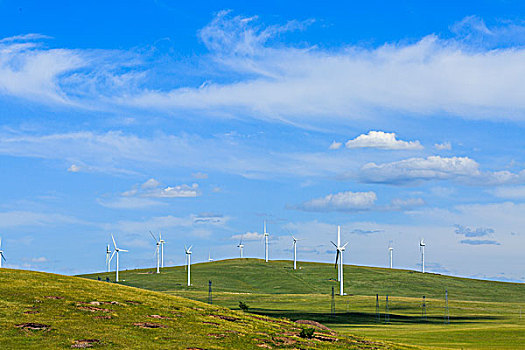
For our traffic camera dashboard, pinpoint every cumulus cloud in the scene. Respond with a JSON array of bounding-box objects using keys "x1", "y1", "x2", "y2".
[
  {"x1": 434, "y1": 142, "x2": 452, "y2": 150},
  {"x1": 359, "y1": 156, "x2": 525, "y2": 185},
  {"x1": 345, "y1": 131, "x2": 423, "y2": 150},
  {"x1": 192, "y1": 172, "x2": 208, "y2": 179},
  {"x1": 296, "y1": 191, "x2": 377, "y2": 212}
]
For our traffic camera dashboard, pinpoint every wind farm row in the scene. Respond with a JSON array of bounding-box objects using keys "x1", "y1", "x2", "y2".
[{"x1": 102, "y1": 221, "x2": 430, "y2": 296}]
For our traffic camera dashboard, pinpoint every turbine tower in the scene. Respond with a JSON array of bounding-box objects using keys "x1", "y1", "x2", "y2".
[
  {"x1": 159, "y1": 232, "x2": 165, "y2": 268},
  {"x1": 110, "y1": 234, "x2": 128, "y2": 282},
  {"x1": 105, "y1": 244, "x2": 112, "y2": 272},
  {"x1": 0, "y1": 238, "x2": 6, "y2": 268},
  {"x1": 264, "y1": 221, "x2": 269, "y2": 262},
  {"x1": 420, "y1": 238, "x2": 426, "y2": 273},
  {"x1": 237, "y1": 236, "x2": 244, "y2": 258},
  {"x1": 150, "y1": 231, "x2": 160, "y2": 274},
  {"x1": 208, "y1": 250, "x2": 213, "y2": 262},
  {"x1": 388, "y1": 241, "x2": 393, "y2": 269},
  {"x1": 331, "y1": 226, "x2": 349, "y2": 296},
  {"x1": 185, "y1": 245, "x2": 192, "y2": 286}
]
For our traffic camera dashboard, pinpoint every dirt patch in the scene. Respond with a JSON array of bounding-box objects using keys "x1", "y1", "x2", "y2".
[
  {"x1": 202, "y1": 321, "x2": 219, "y2": 326},
  {"x1": 272, "y1": 336, "x2": 297, "y2": 345},
  {"x1": 125, "y1": 300, "x2": 142, "y2": 305},
  {"x1": 186, "y1": 348, "x2": 205, "y2": 350},
  {"x1": 77, "y1": 306, "x2": 111, "y2": 312},
  {"x1": 256, "y1": 344, "x2": 272, "y2": 349},
  {"x1": 133, "y1": 322, "x2": 168, "y2": 329},
  {"x1": 314, "y1": 334, "x2": 338, "y2": 342},
  {"x1": 295, "y1": 320, "x2": 334, "y2": 333},
  {"x1": 71, "y1": 339, "x2": 100, "y2": 348},
  {"x1": 148, "y1": 314, "x2": 171, "y2": 320},
  {"x1": 15, "y1": 323, "x2": 50, "y2": 330},
  {"x1": 44, "y1": 296, "x2": 64, "y2": 299},
  {"x1": 93, "y1": 315, "x2": 112, "y2": 319},
  {"x1": 210, "y1": 314, "x2": 238, "y2": 322},
  {"x1": 248, "y1": 314, "x2": 289, "y2": 325},
  {"x1": 207, "y1": 333, "x2": 226, "y2": 338}
]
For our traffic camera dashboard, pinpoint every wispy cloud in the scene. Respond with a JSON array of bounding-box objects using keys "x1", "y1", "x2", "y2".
[
  {"x1": 295, "y1": 191, "x2": 377, "y2": 212},
  {"x1": 460, "y1": 239, "x2": 500, "y2": 245},
  {"x1": 1, "y1": 14, "x2": 525, "y2": 125},
  {"x1": 231, "y1": 231, "x2": 264, "y2": 241},
  {"x1": 454, "y1": 224, "x2": 494, "y2": 237}
]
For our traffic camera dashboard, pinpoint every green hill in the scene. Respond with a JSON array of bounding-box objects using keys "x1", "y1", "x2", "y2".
[
  {"x1": 80, "y1": 259, "x2": 525, "y2": 349},
  {"x1": 81, "y1": 259, "x2": 525, "y2": 303},
  {"x1": 0, "y1": 268, "x2": 401, "y2": 349}
]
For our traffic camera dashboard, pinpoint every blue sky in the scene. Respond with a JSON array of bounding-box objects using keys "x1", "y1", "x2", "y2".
[{"x1": 1, "y1": 1, "x2": 525, "y2": 281}]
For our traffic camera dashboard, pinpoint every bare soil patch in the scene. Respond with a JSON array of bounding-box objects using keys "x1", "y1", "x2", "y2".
[
  {"x1": 77, "y1": 306, "x2": 111, "y2": 312},
  {"x1": 133, "y1": 322, "x2": 168, "y2": 329},
  {"x1": 148, "y1": 314, "x2": 171, "y2": 320},
  {"x1": 210, "y1": 314, "x2": 238, "y2": 322},
  {"x1": 71, "y1": 339, "x2": 100, "y2": 348},
  {"x1": 15, "y1": 322, "x2": 50, "y2": 330},
  {"x1": 44, "y1": 296, "x2": 64, "y2": 299}
]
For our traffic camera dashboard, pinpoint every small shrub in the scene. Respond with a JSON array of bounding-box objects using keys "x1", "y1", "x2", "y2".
[
  {"x1": 238, "y1": 301, "x2": 249, "y2": 312},
  {"x1": 299, "y1": 327, "x2": 315, "y2": 339}
]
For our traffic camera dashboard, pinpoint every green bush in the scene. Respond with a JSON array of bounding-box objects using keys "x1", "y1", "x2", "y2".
[
  {"x1": 239, "y1": 301, "x2": 249, "y2": 311},
  {"x1": 299, "y1": 327, "x2": 315, "y2": 338}
]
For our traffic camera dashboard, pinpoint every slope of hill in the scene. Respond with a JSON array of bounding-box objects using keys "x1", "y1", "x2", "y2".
[
  {"x1": 80, "y1": 259, "x2": 525, "y2": 349},
  {"x1": 0, "y1": 268, "x2": 402, "y2": 349},
  {"x1": 81, "y1": 259, "x2": 525, "y2": 303}
]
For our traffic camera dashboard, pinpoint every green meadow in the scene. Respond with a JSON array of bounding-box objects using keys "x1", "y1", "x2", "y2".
[
  {"x1": 0, "y1": 267, "x2": 401, "y2": 349},
  {"x1": 81, "y1": 259, "x2": 525, "y2": 349}
]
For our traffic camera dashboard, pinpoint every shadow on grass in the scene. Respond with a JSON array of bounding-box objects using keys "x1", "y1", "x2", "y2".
[{"x1": 247, "y1": 308, "x2": 504, "y2": 326}]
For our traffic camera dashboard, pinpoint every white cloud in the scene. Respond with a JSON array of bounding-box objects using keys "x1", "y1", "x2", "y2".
[
  {"x1": 30, "y1": 256, "x2": 48, "y2": 263},
  {"x1": 1, "y1": 15, "x2": 525, "y2": 124},
  {"x1": 297, "y1": 191, "x2": 377, "y2": 212},
  {"x1": 232, "y1": 231, "x2": 264, "y2": 241},
  {"x1": 359, "y1": 156, "x2": 525, "y2": 185},
  {"x1": 434, "y1": 142, "x2": 452, "y2": 150},
  {"x1": 388, "y1": 197, "x2": 425, "y2": 210},
  {"x1": 123, "y1": 179, "x2": 200, "y2": 199},
  {"x1": 345, "y1": 131, "x2": 423, "y2": 150},
  {"x1": 97, "y1": 197, "x2": 164, "y2": 209},
  {"x1": 329, "y1": 141, "x2": 342, "y2": 150},
  {"x1": 67, "y1": 164, "x2": 81, "y2": 172}
]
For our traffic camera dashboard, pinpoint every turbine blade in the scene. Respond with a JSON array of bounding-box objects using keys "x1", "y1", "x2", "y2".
[
  {"x1": 110, "y1": 251, "x2": 116, "y2": 261},
  {"x1": 335, "y1": 250, "x2": 339, "y2": 268},
  {"x1": 330, "y1": 240, "x2": 337, "y2": 248},
  {"x1": 120, "y1": 249, "x2": 128, "y2": 252},
  {"x1": 111, "y1": 234, "x2": 117, "y2": 249},
  {"x1": 149, "y1": 231, "x2": 158, "y2": 242},
  {"x1": 342, "y1": 242, "x2": 349, "y2": 249},
  {"x1": 1, "y1": 252, "x2": 5, "y2": 261}
]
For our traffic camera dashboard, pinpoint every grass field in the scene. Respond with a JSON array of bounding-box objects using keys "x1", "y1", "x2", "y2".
[
  {"x1": 0, "y1": 268, "x2": 401, "y2": 349},
  {"x1": 81, "y1": 259, "x2": 525, "y2": 349}
]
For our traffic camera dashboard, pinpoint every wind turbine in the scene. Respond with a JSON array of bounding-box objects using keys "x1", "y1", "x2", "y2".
[
  {"x1": 237, "y1": 235, "x2": 244, "y2": 258},
  {"x1": 330, "y1": 226, "x2": 348, "y2": 296},
  {"x1": 110, "y1": 234, "x2": 128, "y2": 282},
  {"x1": 0, "y1": 238, "x2": 6, "y2": 268},
  {"x1": 185, "y1": 245, "x2": 192, "y2": 286},
  {"x1": 388, "y1": 241, "x2": 393, "y2": 269},
  {"x1": 159, "y1": 232, "x2": 165, "y2": 268},
  {"x1": 150, "y1": 231, "x2": 160, "y2": 274},
  {"x1": 208, "y1": 250, "x2": 213, "y2": 262},
  {"x1": 290, "y1": 233, "x2": 301, "y2": 270},
  {"x1": 105, "y1": 244, "x2": 112, "y2": 272},
  {"x1": 264, "y1": 221, "x2": 269, "y2": 262},
  {"x1": 419, "y1": 239, "x2": 426, "y2": 273}
]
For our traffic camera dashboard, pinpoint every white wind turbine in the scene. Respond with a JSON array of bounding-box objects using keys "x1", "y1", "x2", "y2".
[
  {"x1": 208, "y1": 250, "x2": 213, "y2": 262},
  {"x1": 185, "y1": 245, "x2": 192, "y2": 286},
  {"x1": 290, "y1": 233, "x2": 301, "y2": 270},
  {"x1": 110, "y1": 234, "x2": 128, "y2": 282},
  {"x1": 388, "y1": 241, "x2": 393, "y2": 269},
  {"x1": 419, "y1": 238, "x2": 426, "y2": 273},
  {"x1": 0, "y1": 238, "x2": 6, "y2": 268},
  {"x1": 263, "y1": 221, "x2": 269, "y2": 262},
  {"x1": 105, "y1": 244, "x2": 112, "y2": 272},
  {"x1": 150, "y1": 231, "x2": 161, "y2": 274},
  {"x1": 237, "y1": 235, "x2": 244, "y2": 258},
  {"x1": 330, "y1": 226, "x2": 349, "y2": 296}
]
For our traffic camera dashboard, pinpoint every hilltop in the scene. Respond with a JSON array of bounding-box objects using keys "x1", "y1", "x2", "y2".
[{"x1": 0, "y1": 268, "x2": 402, "y2": 349}]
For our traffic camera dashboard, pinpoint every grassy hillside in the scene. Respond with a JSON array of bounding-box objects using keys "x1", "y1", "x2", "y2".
[
  {"x1": 81, "y1": 259, "x2": 525, "y2": 303},
  {"x1": 0, "y1": 268, "x2": 402, "y2": 349},
  {"x1": 80, "y1": 259, "x2": 525, "y2": 349}
]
